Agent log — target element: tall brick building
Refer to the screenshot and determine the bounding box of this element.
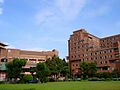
[68,29,120,75]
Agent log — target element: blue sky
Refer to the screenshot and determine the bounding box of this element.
[0,0,120,58]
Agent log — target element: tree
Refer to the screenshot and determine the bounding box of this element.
[36,62,49,83]
[29,67,36,77]
[88,62,97,77]
[45,55,68,81]
[23,74,33,83]
[61,59,70,80]
[80,62,97,79]
[6,58,26,83]
[80,62,89,79]
[112,69,119,78]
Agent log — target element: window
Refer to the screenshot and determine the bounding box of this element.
[71,56,73,58]
[86,58,88,60]
[105,61,107,64]
[100,61,102,64]
[91,58,93,60]
[105,56,107,59]
[109,49,112,53]
[91,53,92,56]
[95,52,97,55]
[76,64,78,66]
[100,56,102,59]
[75,55,76,58]
[104,50,107,53]
[83,59,84,61]
[111,55,113,58]
[83,54,84,57]
[95,57,97,60]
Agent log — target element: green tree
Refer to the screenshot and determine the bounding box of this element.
[6,58,26,83]
[45,56,68,81]
[80,62,89,79]
[88,62,97,77]
[29,67,36,77]
[112,69,119,78]
[102,72,112,79]
[61,59,70,80]
[23,74,33,83]
[36,62,49,83]
[80,62,97,79]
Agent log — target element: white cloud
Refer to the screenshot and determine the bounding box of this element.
[35,0,86,25]
[35,10,54,25]
[83,3,111,19]
[56,0,86,19]
[0,8,3,14]
[0,0,4,3]
[0,0,4,15]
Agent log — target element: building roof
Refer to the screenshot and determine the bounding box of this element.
[100,34,120,39]
[0,42,8,49]
[0,42,8,47]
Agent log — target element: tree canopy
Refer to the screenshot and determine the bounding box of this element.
[45,56,69,80]
[36,62,49,83]
[80,61,97,79]
[6,58,27,82]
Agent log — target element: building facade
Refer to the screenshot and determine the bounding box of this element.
[0,42,58,80]
[68,29,120,75]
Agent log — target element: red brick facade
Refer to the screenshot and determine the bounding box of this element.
[0,43,58,68]
[68,29,120,75]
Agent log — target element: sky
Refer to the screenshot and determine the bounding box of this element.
[0,0,120,58]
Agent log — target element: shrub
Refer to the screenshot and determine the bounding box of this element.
[104,78,112,81]
[23,74,33,83]
[88,77,99,81]
[0,81,5,84]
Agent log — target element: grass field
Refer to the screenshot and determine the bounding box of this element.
[0,81,120,90]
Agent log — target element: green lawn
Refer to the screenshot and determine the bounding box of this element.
[0,81,120,90]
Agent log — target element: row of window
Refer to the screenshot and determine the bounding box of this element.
[99,61,108,64]
[101,37,116,42]
[72,64,79,67]
[71,54,113,59]
[72,61,108,67]
[71,47,113,53]
[71,55,113,61]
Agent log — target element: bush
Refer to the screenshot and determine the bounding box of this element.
[0,81,5,84]
[23,74,33,83]
[88,77,99,81]
[104,78,112,81]
[43,77,49,83]
[112,78,118,81]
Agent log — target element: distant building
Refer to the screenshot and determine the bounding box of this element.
[0,42,58,80]
[68,29,120,75]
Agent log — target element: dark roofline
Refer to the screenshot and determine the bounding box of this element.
[100,34,120,39]
[72,29,100,39]
[0,42,8,47]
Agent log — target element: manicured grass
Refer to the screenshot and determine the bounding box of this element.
[0,81,120,90]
